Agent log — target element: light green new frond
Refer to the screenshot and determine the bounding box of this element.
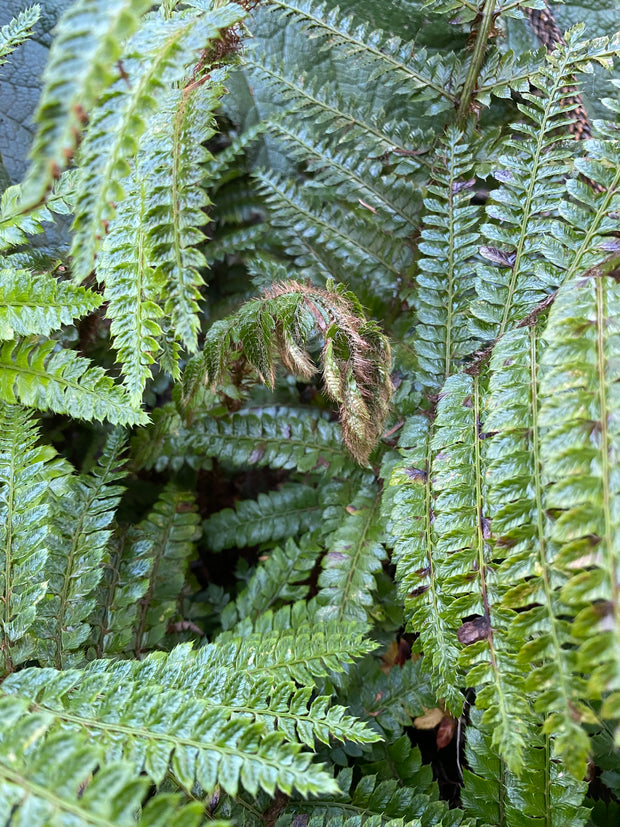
[222,534,323,629]
[0,5,40,65]
[0,338,148,425]
[317,482,386,623]
[204,483,322,552]
[412,123,482,389]
[133,405,354,475]
[3,666,341,798]
[485,327,586,772]
[131,488,200,655]
[0,405,66,674]
[98,171,165,404]
[471,30,597,342]
[24,0,153,204]
[266,0,457,109]
[461,710,589,827]
[0,177,73,252]
[539,269,620,761]
[36,429,127,669]
[0,269,101,340]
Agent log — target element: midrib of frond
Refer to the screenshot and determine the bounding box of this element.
[270,123,416,228]
[0,764,113,827]
[92,530,126,658]
[526,326,574,719]
[258,174,402,280]
[443,140,458,381]
[245,58,412,154]
[497,55,576,337]
[24,701,296,773]
[0,347,135,420]
[336,490,380,623]
[267,0,456,102]
[595,275,617,649]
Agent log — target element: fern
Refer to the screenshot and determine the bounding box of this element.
[0,5,40,66]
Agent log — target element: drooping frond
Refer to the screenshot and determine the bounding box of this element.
[0,5,40,65]
[182,280,392,464]
[132,404,354,475]
[203,483,322,552]
[316,481,385,623]
[36,429,128,669]
[0,405,66,674]
[0,268,101,339]
[538,267,620,759]
[0,338,148,425]
[24,0,153,203]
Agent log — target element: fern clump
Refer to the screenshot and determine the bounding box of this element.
[3,0,620,823]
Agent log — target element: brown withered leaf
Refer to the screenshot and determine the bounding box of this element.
[457,615,491,645]
[413,707,444,730]
[436,715,458,750]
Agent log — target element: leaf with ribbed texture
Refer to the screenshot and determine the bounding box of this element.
[35,429,127,668]
[204,483,321,553]
[0,338,148,425]
[0,268,101,340]
[461,710,589,827]
[24,0,153,203]
[0,4,40,65]
[2,657,348,798]
[411,123,481,389]
[0,404,66,674]
[222,533,324,629]
[133,404,354,475]
[317,481,386,623]
[131,488,200,655]
[538,269,620,766]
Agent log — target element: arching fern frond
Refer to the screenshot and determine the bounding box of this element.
[204,483,322,553]
[24,0,153,203]
[183,280,392,464]
[132,404,353,475]
[0,269,101,340]
[0,338,148,425]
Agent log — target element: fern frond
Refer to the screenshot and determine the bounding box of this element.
[1,668,341,798]
[24,0,153,203]
[98,171,166,404]
[183,280,392,463]
[317,481,386,623]
[471,29,612,341]
[0,268,101,340]
[0,338,148,425]
[221,533,323,629]
[538,268,620,761]
[131,488,200,655]
[254,170,411,302]
[0,405,66,673]
[133,404,354,475]
[204,483,322,552]
[265,0,457,108]
[461,710,589,827]
[412,123,482,389]
[36,429,127,668]
[0,5,40,66]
